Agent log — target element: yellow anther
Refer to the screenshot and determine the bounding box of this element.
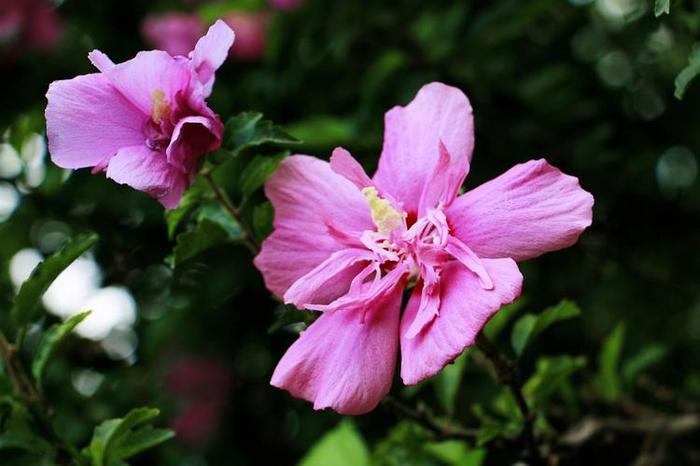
[151,89,170,125]
[362,186,404,234]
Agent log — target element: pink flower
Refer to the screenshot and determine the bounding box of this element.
[269,0,303,11]
[223,12,268,61]
[254,82,594,415]
[141,13,205,58]
[45,20,234,208]
[1,0,63,62]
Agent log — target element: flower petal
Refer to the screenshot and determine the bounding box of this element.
[92,49,192,116]
[330,147,372,189]
[190,20,235,96]
[400,259,523,385]
[373,82,474,215]
[106,145,187,208]
[45,73,145,169]
[254,155,373,298]
[270,288,402,415]
[166,115,222,173]
[446,159,594,261]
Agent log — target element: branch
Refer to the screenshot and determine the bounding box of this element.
[382,396,478,442]
[474,333,541,463]
[202,171,260,254]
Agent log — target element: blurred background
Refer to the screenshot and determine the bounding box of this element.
[1,0,699,465]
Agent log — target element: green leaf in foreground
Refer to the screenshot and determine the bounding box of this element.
[674,43,700,100]
[299,420,369,466]
[87,407,174,466]
[12,232,98,327]
[32,311,91,387]
[510,300,581,356]
[654,0,669,16]
[239,152,287,198]
[223,112,298,157]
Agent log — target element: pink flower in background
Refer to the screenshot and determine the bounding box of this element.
[223,12,268,61]
[165,357,232,446]
[269,0,303,11]
[255,82,594,415]
[1,0,63,61]
[45,20,234,208]
[141,13,205,57]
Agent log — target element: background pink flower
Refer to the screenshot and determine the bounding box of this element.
[45,20,235,208]
[141,13,205,57]
[269,0,303,11]
[255,82,594,415]
[223,12,268,61]
[1,0,62,63]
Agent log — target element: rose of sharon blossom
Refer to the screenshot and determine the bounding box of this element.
[45,20,234,208]
[254,82,594,415]
[223,12,268,61]
[141,13,205,57]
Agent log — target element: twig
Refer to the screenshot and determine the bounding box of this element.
[475,333,541,463]
[201,171,260,254]
[382,396,478,441]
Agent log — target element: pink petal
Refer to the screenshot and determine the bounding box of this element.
[446,159,594,261]
[92,49,192,116]
[373,82,474,216]
[283,248,373,308]
[45,73,145,169]
[190,20,235,97]
[270,288,402,415]
[330,147,372,189]
[400,259,523,385]
[106,145,187,208]
[166,115,222,173]
[254,155,373,298]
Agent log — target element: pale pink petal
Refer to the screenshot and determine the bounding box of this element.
[45,73,145,169]
[166,116,222,173]
[330,147,372,189]
[373,82,474,216]
[283,248,373,308]
[270,289,402,415]
[254,155,373,298]
[106,145,186,208]
[446,159,594,261]
[95,50,192,115]
[400,259,523,385]
[190,20,235,96]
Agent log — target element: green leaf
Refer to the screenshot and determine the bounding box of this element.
[483,299,525,339]
[286,116,357,149]
[12,233,98,327]
[88,408,174,466]
[253,202,274,241]
[654,0,669,16]
[524,355,586,409]
[596,323,626,401]
[164,180,207,240]
[423,440,485,466]
[510,300,581,356]
[622,344,667,384]
[239,152,287,198]
[32,311,91,387]
[373,422,441,466]
[223,112,298,157]
[299,420,369,466]
[197,202,243,239]
[674,43,700,100]
[0,433,52,452]
[268,305,316,334]
[432,349,471,415]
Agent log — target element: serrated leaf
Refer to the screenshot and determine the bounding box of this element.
[674,43,700,100]
[510,300,581,356]
[12,233,98,327]
[524,355,586,409]
[268,305,316,334]
[253,202,274,241]
[198,202,243,239]
[223,112,298,157]
[164,180,207,240]
[299,420,369,466]
[88,408,172,466]
[654,0,669,16]
[32,311,91,387]
[239,152,287,198]
[596,323,626,401]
